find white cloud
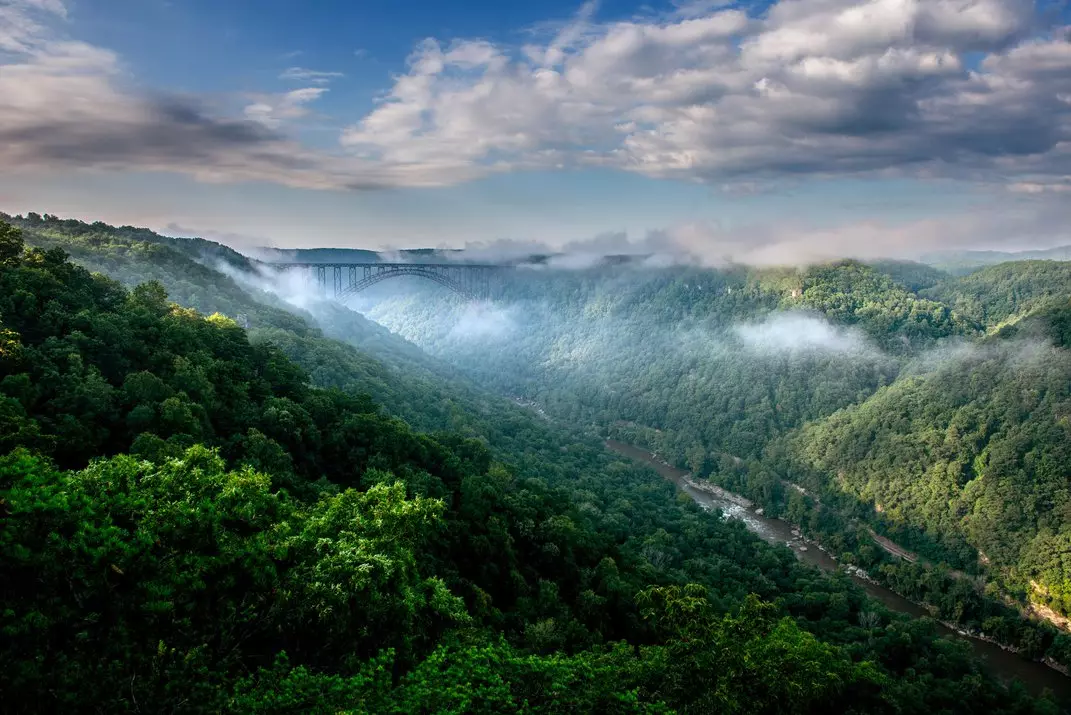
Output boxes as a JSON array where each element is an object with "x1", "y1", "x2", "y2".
[
  {"x1": 671, "y1": 0, "x2": 735, "y2": 20},
  {"x1": 243, "y1": 87, "x2": 328, "y2": 128},
  {"x1": 0, "y1": 0, "x2": 67, "y2": 52},
  {"x1": 0, "y1": 1, "x2": 486, "y2": 189},
  {"x1": 1009, "y1": 179, "x2": 1071, "y2": 193},
  {"x1": 279, "y1": 66, "x2": 344, "y2": 84},
  {"x1": 341, "y1": 0, "x2": 1070, "y2": 188}
]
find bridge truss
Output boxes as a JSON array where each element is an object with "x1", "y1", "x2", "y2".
[{"x1": 271, "y1": 262, "x2": 501, "y2": 301}]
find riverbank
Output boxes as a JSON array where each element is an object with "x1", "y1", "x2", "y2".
[
  {"x1": 644, "y1": 452, "x2": 754, "y2": 508},
  {"x1": 605, "y1": 438, "x2": 1071, "y2": 698}
]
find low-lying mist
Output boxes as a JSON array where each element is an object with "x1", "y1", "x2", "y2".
[
  {"x1": 224, "y1": 257, "x2": 892, "y2": 371},
  {"x1": 731, "y1": 313, "x2": 876, "y2": 356},
  {"x1": 359, "y1": 203, "x2": 1071, "y2": 271},
  {"x1": 210, "y1": 255, "x2": 1063, "y2": 428},
  {"x1": 448, "y1": 303, "x2": 518, "y2": 341},
  {"x1": 211, "y1": 259, "x2": 322, "y2": 312},
  {"x1": 900, "y1": 333, "x2": 1061, "y2": 381},
  {"x1": 195, "y1": 252, "x2": 1068, "y2": 487}
]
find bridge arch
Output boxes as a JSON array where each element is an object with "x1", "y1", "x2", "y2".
[
  {"x1": 337, "y1": 265, "x2": 479, "y2": 301},
  {"x1": 271, "y1": 262, "x2": 500, "y2": 302}
]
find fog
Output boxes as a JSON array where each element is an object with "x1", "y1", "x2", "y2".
[
  {"x1": 190, "y1": 244, "x2": 1068, "y2": 504},
  {"x1": 732, "y1": 313, "x2": 876, "y2": 356},
  {"x1": 227, "y1": 255, "x2": 889, "y2": 373},
  {"x1": 206, "y1": 245, "x2": 1059, "y2": 437},
  {"x1": 210, "y1": 256, "x2": 337, "y2": 319},
  {"x1": 448, "y1": 303, "x2": 518, "y2": 341},
  {"x1": 902, "y1": 335, "x2": 1058, "y2": 380}
]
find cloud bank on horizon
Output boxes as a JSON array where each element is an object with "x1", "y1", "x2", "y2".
[{"x1": 1, "y1": 0, "x2": 1070, "y2": 260}]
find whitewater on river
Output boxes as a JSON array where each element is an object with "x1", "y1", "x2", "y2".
[{"x1": 605, "y1": 439, "x2": 1071, "y2": 699}]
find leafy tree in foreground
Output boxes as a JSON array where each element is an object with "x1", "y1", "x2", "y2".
[{"x1": 0, "y1": 446, "x2": 468, "y2": 712}]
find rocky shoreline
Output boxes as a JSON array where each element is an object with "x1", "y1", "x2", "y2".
[{"x1": 681, "y1": 474, "x2": 754, "y2": 508}]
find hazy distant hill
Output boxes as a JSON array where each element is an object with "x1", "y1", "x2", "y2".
[
  {"x1": 866, "y1": 260, "x2": 949, "y2": 291},
  {"x1": 921, "y1": 245, "x2": 1071, "y2": 274},
  {"x1": 923, "y1": 260, "x2": 1071, "y2": 328}
]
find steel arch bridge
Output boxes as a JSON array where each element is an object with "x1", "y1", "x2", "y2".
[{"x1": 270, "y1": 262, "x2": 503, "y2": 301}]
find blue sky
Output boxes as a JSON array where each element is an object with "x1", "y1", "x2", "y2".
[{"x1": 1, "y1": 0, "x2": 1070, "y2": 262}]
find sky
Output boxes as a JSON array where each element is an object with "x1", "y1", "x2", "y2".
[{"x1": 1, "y1": 0, "x2": 1070, "y2": 263}]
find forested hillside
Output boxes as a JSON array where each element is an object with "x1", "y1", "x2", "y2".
[
  {"x1": 356, "y1": 258, "x2": 978, "y2": 465},
  {"x1": 923, "y1": 262, "x2": 1071, "y2": 330},
  {"x1": 356, "y1": 261, "x2": 969, "y2": 460},
  {"x1": 786, "y1": 338, "x2": 1071, "y2": 607},
  {"x1": 352, "y1": 247, "x2": 1071, "y2": 672},
  {"x1": 3, "y1": 212, "x2": 507, "y2": 436},
  {"x1": 1, "y1": 216, "x2": 1068, "y2": 712},
  {"x1": 922, "y1": 247, "x2": 1071, "y2": 276}
]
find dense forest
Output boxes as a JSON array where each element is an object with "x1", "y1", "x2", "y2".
[
  {"x1": 1, "y1": 213, "x2": 1069, "y2": 712},
  {"x1": 348, "y1": 237, "x2": 1071, "y2": 673}
]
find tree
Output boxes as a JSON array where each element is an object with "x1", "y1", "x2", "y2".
[
  {"x1": 0, "y1": 221, "x2": 23, "y2": 264},
  {"x1": 635, "y1": 586, "x2": 885, "y2": 713}
]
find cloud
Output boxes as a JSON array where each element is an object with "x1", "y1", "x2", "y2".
[
  {"x1": 342, "y1": 0, "x2": 1070, "y2": 189},
  {"x1": 0, "y1": 1, "x2": 486, "y2": 189},
  {"x1": 243, "y1": 87, "x2": 328, "y2": 128},
  {"x1": 279, "y1": 66, "x2": 345, "y2": 84},
  {"x1": 448, "y1": 303, "x2": 518, "y2": 340},
  {"x1": 1009, "y1": 178, "x2": 1071, "y2": 193},
  {"x1": 733, "y1": 313, "x2": 875, "y2": 355},
  {"x1": 0, "y1": 0, "x2": 65, "y2": 52},
  {"x1": 2, "y1": 0, "x2": 1070, "y2": 193},
  {"x1": 671, "y1": 1, "x2": 735, "y2": 21}
]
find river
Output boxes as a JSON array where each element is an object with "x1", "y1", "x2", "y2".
[{"x1": 605, "y1": 439, "x2": 1071, "y2": 700}]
